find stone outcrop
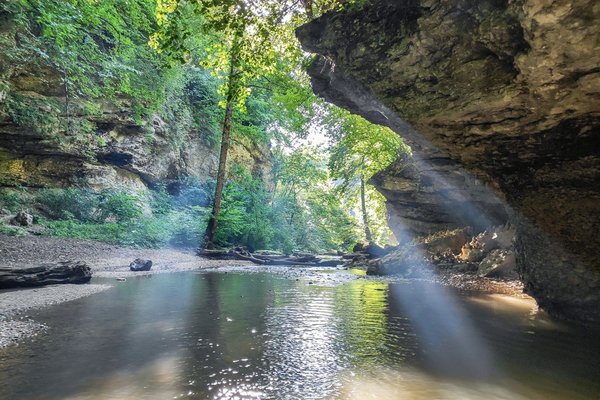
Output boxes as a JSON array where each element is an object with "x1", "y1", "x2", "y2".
[
  {"x1": 297, "y1": 0, "x2": 600, "y2": 321},
  {"x1": 0, "y1": 14, "x2": 272, "y2": 192},
  {"x1": 370, "y1": 153, "x2": 509, "y2": 242},
  {"x1": 0, "y1": 90, "x2": 271, "y2": 191},
  {"x1": 0, "y1": 98, "x2": 217, "y2": 190}
]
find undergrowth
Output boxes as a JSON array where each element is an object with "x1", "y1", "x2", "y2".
[{"x1": 0, "y1": 185, "x2": 209, "y2": 248}]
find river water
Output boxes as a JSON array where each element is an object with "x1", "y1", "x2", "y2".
[{"x1": 1, "y1": 266, "x2": 599, "y2": 399}]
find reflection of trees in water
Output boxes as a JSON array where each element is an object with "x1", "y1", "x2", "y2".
[
  {"x1": 335, "y1": 280, "x2": 390, "y2": 363},
  {"x1": 179, "y1": 273, "x2": 274, "y2": 398},
  {"x1": 259, "y1": 278, "x2": 401, "y2": 399}
]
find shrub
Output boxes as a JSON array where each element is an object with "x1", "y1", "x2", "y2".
[
  {"x1": 46, "y1": 220, "x2": 123, "y2": 242},
  {"x1": 150, "y1": 184, "x2": 172, "y2": 215},
  {"x1": 167, "y1": 207, "x2": 208, "y2": 248},
  {"x1": 0, "y1": 188, "x2": 31, "y2": 212},
  {"x1": 0, "y1": 222, "x2": 25, "y2": 236},
  {"x1": 35, "y1": 188, "x2": 98, "y2": 221},
  {"x1": 97, "y1": 190, "x2": 144, "y2": 223},
  {"x1": 45, "y1": 217, "x2": 174, "y2": 248}
]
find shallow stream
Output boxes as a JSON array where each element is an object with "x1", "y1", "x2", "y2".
[{"x1": 1, "y1": 266, "x2": 599, "y2": 399}]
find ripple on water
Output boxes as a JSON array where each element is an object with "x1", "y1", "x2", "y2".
[{"x1": 0, "y1": 269, "x2": 599, "y2": 400}]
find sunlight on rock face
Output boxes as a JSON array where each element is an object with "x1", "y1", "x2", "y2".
[{"x1": 336, "y1": 368, "x2": 528, "y2": 400}]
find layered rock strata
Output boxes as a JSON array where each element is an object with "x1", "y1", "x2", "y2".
[{"x1": 0, "y1": 15, "x2": 272, "y2": 191}]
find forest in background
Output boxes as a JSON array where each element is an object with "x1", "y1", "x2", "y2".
[{"x1": 0, "y1": 0, "x2": 408, "y2": 253}]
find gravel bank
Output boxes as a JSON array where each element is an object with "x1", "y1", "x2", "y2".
[
  {"x1": 0, "y1": 284, "x2": 112, "y2": 348},
  {"x1": 0, "y1": 235, "x2": 250, "y2": 347}
]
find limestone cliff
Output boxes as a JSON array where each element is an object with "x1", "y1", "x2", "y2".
[
  {"x1": 0, "y1": 15, "x2": 272, "y2": 192},
  {"x1": 297, "y1": 0, "x2": 600, "y2": 321}
]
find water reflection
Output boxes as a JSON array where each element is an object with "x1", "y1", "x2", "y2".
[{"x1": 0, "y1": 270, "x2": 599, "y2": 400}]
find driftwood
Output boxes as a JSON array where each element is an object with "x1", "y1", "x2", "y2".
[
  {"x1": 198, "y1": 249, "x2": 343, "y2": 267},
  {"x1": 0, "y1": 261, "x2": 92, "y2": 289}
]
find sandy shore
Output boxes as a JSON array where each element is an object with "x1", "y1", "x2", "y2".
[{"x1": 0, "y1": 234, "x2": 250, "y2": 347}]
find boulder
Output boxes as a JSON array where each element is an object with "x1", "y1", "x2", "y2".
[
  {"x1": 13, "y1": 211, "x2": 33, "y2": 226},
  {"x1": 0, "y1": 261, "x2": 92, "y2": 289},
  {"x1": 364, "y1": 242, "x2": 388, "y2": 258},
  {"x1": 478, "y1": 249, "x2": 517, "y2": 279},
  {"x1": 367, "y1": 245, "x2": 427, "y2": 277},
  {"x1": 421, "y1": 229, "x2": 469, "y2": 255},
  {"x1": 129, "y1": 258, "x2": 152, "y2": 271},
  {"x1": 459, "y1": 226, "x2": 515, "y2": 263}
]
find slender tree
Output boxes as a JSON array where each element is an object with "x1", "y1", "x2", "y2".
[
  {"x1": 359, "y1": 160, "x2": 373, "y2": 242},
  {"x1": 153, "y1": 0, "x2": 351, "y2": 249},
  {"x1": 203, "y1": 30, "x2": 242, "y2": 248},
  {"x1": 328, "y1": 112, "x2": 408, "y2": 244}
]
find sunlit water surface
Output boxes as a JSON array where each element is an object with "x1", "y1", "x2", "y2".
[{"x1": 1, "y1": 267, "x2": 599, "y2": 400}]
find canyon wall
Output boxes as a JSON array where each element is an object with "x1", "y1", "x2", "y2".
[
  {"x1": 297, "y1": 0, "x2": 600, "y2": 321},
  {"x1": 0, "y1": 14, "x2": 272, "y2": 193}
]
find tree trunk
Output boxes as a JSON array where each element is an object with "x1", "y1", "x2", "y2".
[
  {"x1": 203, "y1": 100, "x2": 234, "y2": 249},
  {"x1": 360, "y1": 174, "x2": 373, "y2": 243},
  {"x1": 203, "y1": 38, "x2": 240, "y2": 249}
]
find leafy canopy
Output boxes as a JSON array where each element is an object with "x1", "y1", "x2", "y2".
[{"x1": 328, "y1": 110, "x2": 410, "y2": 192}]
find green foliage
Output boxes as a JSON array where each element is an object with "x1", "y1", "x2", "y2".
[
  {"x1": 0, "y1": 0, "x2": 216, "y2": 156},
  {"x1": 25, "y1": 186, "x2": 207, "y2": 248},
  {"x1": 182, "y1": 69, "x2": 223, "y2": 146},
  {"x1": 214, "y1": 167, "x2": 274, "y2": 250},
  {"x1": 0, "y1": 188, "x2": 32, "y2": 212},
  {"x1": 328, "y1": 111, "x2": 409, "y2": 190},
  {"x1": 166, "y1": 207, "x2": 207, "y2": 248},
  {"x1": 3, "y1": 0, "x2": 162, "y2": 105},
  {"x1": 325, "y1": 110, "x2": 409, "y2": 245},
  {"x1": 269, "y1": 147, "x2": 359, "y2": 253},
  {"x1": 35, "y1": 188, "x2": 141, "y2": 223},
  {"x1": 44, "y1": 217, "x2": 167, "y2": 248},
  {"x1": 3, "y1": 94, "x2": 62, "y2": 135},
  {"x1": 97, "y1": 190, "x2": 144, "y2": 223},
  {"x1": 35, "y1": 188, "x2": 99, "y2": 221},
  {"x1": 34, "y1": 187, "x2": 143, "y2": 222},
  {"x1": 0, "y1": 222, "x2": 26, "y2": 236}
]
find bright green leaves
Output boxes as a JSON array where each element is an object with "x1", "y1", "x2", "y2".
[
  {"x1": 3, "y1": 0, "x2": 166, "y2": 112},
  {"x1": 151, "y1": 0, "x2": 358, "y2": 113},
  {"x1": 328, "y1": 111, "x2": 409, "y2": 190},
  {"x1": 327, "y1": 110, "x2": 409, "y2": 245},
  {"x1": 272, "y1": 146, "x2": 358, "y2": 252}
]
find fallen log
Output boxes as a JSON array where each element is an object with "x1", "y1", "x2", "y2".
[
  {"x1": 252, "y1": 254, "x2": 289, "y2": 261},
  {"x1": 197, "y1": 248, "x2": 343, "y2": 267},
  {"x1": 0, "y1": 261, "x2": 92, "y2": 289}
]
